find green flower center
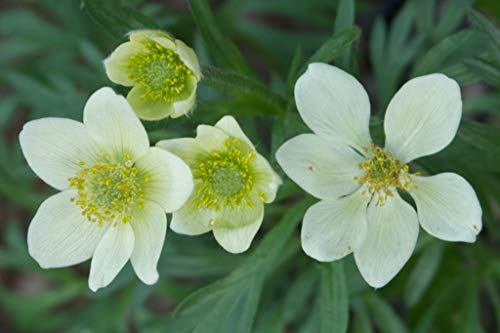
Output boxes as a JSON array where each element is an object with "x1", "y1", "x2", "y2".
[
  {"x1": 127, "y1": 41, "x2": 193, "y2": 102},
  {"x1": 68, "y1": 154, "x2": 146, "y2": 225},
  {"x1": 355, "y1": 144, "x2": 417, "y2": 205},
  {"x1": 195, "y1": 138, "x2": 255, "y2": 211}
]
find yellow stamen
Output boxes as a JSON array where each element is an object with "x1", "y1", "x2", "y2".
[
  {"x1": 194, "y1": 138, "x2": 256, "y2": 211},
  {"x1": 355, "y1": 143, "x2": 417, "y2": 206},
  {"x1": 68, "y1": 154, "x2": 145, "y2": 225},
  {"x1": 127, "y1": 41, "x2": 193, "y2": 102}
]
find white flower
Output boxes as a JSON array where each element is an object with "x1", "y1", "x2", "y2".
[
  {"x1": 157, "y1": 116, "x2": 281, "y2": 253},
  {"x1": 19, "y1": 87, "x2": 193, "y2": 291},
  {"x1": 276, "y1": 63, "x2": 482, "y2": 288},
  {"x1": 104, "y1": 30, "x2": 201, "y2": 120}
]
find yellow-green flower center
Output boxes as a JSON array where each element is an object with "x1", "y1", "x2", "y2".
[
  {"x1": 127, "y1": 41, "x2": 193, "y2": 102},
  {"x1": 68, "y1": 155, "x2": 146, "y2": 225},
  {"x1": 195, "y1": 138, "x2": 255, "y2": 211},
  {"x1": 355, "y1": 144, "x2": 417, "y2": 205}
]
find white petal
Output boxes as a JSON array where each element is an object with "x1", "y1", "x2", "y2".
[
  {"x1": 104, "y1": 41, "x2": 144, "y2": 86},
  {"x1": 214, "y1": 115, "x2": 254, "y2": 149},
  {"x1": 27, "y1": 190, "x2": 108, "y2": 268},
  {"x1": 408, "y1": 173, "x2": 482, "y2": 242},
  {"x1": 83, "y1": 87, "x2": 149, "y2": 161},
  {"x1": 301, "y1": 189, "x2": 370, "y2": 262},
  {"x1": 175, "y1": 39, "x2": 202, "y2": 79},
  {"x1": 127, "y1": 85, "x2": 174, "y2": 121},
  {"x1": 135, "y1": 147, "x2": 193, "y2": 213},
  {"x1": 172, "y1": 90, "x2": 196, "y2": 118},
  {"x1": 213, "y1": 206, "x2": 264, "y2": 254},
  {"x1": 19, "y1": 118, "x2": 99, "y2": 190},
  {"x1": 276, "y1": 134, "x2": 363, "y2": 200},
  {"x1": 354, "y1": 193, "x2": 419, "y2": 288},
  {"x1": 130, "y1": 201, "x2": 167, "y2": 285},
  {"x1": 170, "y1": 192, "x2": 214, "y2": 235},
  {"x1": 156, "y1": 138, "x2": 205, "y2": 166},
  {"x1": 88, "y1": 223, "x2": 135, "y2": 292},
  {"x1": 383, "y1": 74, "x2": 462, "y2": 163},
  {"x1": 129, "y1": 29, "x2": 172, "y2": 43},
  {"x1": 294, "y1": 63, "x2": 371, "y2": 151},
  {"x1": 252, "y1": 154, "x2": 281, "y2": 204},
  {"x1": 195, "y1": 124, "x2": 230, "y2": 151}
]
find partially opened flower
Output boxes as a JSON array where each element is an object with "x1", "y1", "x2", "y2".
[
  {"x1": 276, "y1": 63, "x2": 482, "y2": 288},
  {"x1": 157, "y1": 116, "x2": 281, "y2": 253},
  {"x1": 104, "y1": 30, "x2": 201, "y2": 120},
  {"x1": 19, "y1": 87, "x2": 193, "y2": 291}
]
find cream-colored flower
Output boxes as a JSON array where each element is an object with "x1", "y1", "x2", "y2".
[
  {"x1": 276, "y1": 63, "x2": 482, "y2": 288},
  {"x1": 19, "y1": 87, "x2": 193, "y2": 291},
  {"x1": 157, "y1": 116, "x2": 281, "y2": 253},
  {"x1": 104, "y1": 30, "x2": 201, "y2": 120}
]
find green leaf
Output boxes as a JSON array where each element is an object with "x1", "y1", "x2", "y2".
[
  {"x1": 370, "y1": 3, "x2": 424, "y2": 111},
  {"x1": 169, "y1": 200, "x2": 312, "y2": 333},
  {"x1": 319, "y1": 262, "x2": 349, "y2": 333},
  {"x1": 467, "y1": 9, "x2": 500, "y2": 60},
  {"x1": 404, "y1": 241, "x2": 445, "y2": 307},
  {"x1": 463, "y1": 93, "x2": 500, "y2": 114},
  {"x1": 305, "y1": 26, "x2": 361, "y2": 67},
  {"x1": 412, "y1": 29, "x2": 488, "y2": 78},
  {"x1": 283, "y1": 266, "x2": 318, "y2": 324},
  {"x1": 333, "y1": 0, "x2": 356, "y2": 70},
  {"x1": 201, "y1": 66, "x2": 286, "y2": 115},
  {"x1": 82, "y1": 0, "x2": 158, "y2": 40},
  {"x1": 188, "y1": 0, "x2": 255, "y2": 77},
  {"x1": 463, "y1": 57, "x2": 500, "y2": 87},
  {"x1": 365, "y1": 294, "x2": 410, "y2": 333}
]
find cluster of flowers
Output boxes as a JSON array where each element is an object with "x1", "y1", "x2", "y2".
[{"x1": 20, "y1": 30, "x2": 482, "y2": 291}]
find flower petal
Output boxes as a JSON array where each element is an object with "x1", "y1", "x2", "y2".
[
  {"x1": 135, "y1": 147, "x2": 193, "y2": 213},
  {"x1": 408, "y1": 173, "x2": 482, "y2": 242},
  {"x1": 195, "y1": 124, "x2": 230, "y2": 151},
  {"x1": 276, "y1": 134, "x2": 363, "y2": 200},
  {"x1": 354, "y1": 193, "x2": 419, "y2": 288},
  {"x1": 104, "y1": 41, "x2": 144, "y2": 86},
  {"x1": 88, "y1": 223, "x2": 135, "y2": 292},
  {"x1": 129, "y1": 29, "x2": 172, "y2": 43},
  {"x1": 130, "y1": 201, "x2": 167, "y2": 285},
  {"x1": 27, "y1": 190, "x2": 108, "y2": 268},
  {"x1": 127, "y1": 85, "x2": 174, "y2": 121},
  {"x1": 83, "y1": 87, "x2": 149, "y2": 161},
  {"x1": 172, "y1": 90, "x2": 196, "y2": 118},
  {"x1": 214, "y1": 115, "x2": 254, "y2": 149},
  {"x1": 176, "y1": 39, "x2": 202, "y2": 79},
  {"x1": 212, "y1": 206, "x2": 264, "y2": 253},
  {"x1": 252, "y1": 154, "x2": 281, "y2": 203},
  {"x1": 19, "y1": 118, "x2": 99, "y2": 190},
  {"x1": 170, "y1": 192, "x2": 214, "y2": 235},
  {"x1": 301, "y1": 189, "x2": 369, "y2": 262},
  {"x1": 156, "y1": 138, "x2": 205, "y2": 166},
  {"x1": 294, "y1": 63, "x2": 371, "y2": 151},
  {"x1": 383, "y1": 74, "x2": 462, "y2": 163}
]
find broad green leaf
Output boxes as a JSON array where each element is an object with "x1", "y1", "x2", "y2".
[
  {"x1": 467, "y1": 9, "x2": 500, "y2": 60},
  {"x1": 463, "y1": 57, "x2": 500, "y2": 87},
  {"x1": 365, "y1": 294, "x2": 410, "y2": 333},
  {"x1": 305, "y1": 26, "x2": 361, "y2": 67},
  {"x1": 412, "y1": 29, "x2": 488, "y2": 78},
  {"x1": 82, "y1": 0, "x2": 158, "y2": 40},
  {"x1": 370, "y1": 3, "x2": 423, "y2": 111},
  {"x1": 170, "y1": 200, "x2": 312, "y2": 333},
  {"x1": 188, "y1": 0, "x2": 255, "y2": 77},
  {"x1": 283, "y1": 266, "x2": 318, "y2": 324},
  {"x1": 201, "y1": 66, "x2": 286, "y2": 115},
  {"x1": 319, "y1": 262, "x2": 349, "y2": 333},
  {"x1": 464, "y1": 93, "x2": 500, "y2": 114},
  {"x1": 404, "y1": 241, "x2": 445, "y2": 306},
  {"x1": 334, "y1": 0, "x2": 356, "y2": 70}
]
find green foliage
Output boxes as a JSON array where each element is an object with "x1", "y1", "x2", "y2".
[{"x1": 0, "y1": 0, "x2": 499, "y2": 332}]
